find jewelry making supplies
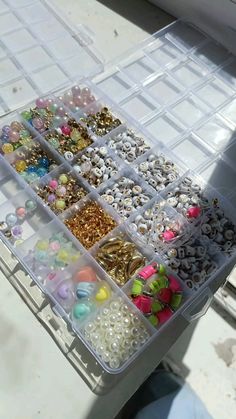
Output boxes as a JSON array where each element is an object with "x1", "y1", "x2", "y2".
[
  {"x1": 100, "y1": 176, "x2": 151, "y2": 219},
  {"x1": 64, "y1": 201, "x2": 117, "y2": 249},
  {"x1": 80, "y1": 107, "x2": 122, "y2": 136},
  {"x1": 11, "y1": 143, "x2": 58, "y2": 183},
  {"x1": 44, "y1": 118, "x2": 93, "y2": 159},
  {"x1": 36, "y1": 173, "x2": 87, "y2": 214},
  {"x1": 73, "y1": 146, "x2": 118, "y2": 187},
  {"x1": 135, "y1": 153, "x2": 181, "y2": 192},
  {"x1": 106, "y1": 129, "x2": 151, "y2": 162},
  {"x1": 96, "y1": 236, "x2": 146, "y2": 286},
  {"x1": 129, "y1": 263, "x2": 183, "y2": 327},
  {"x1": 0, "y1": 122, "x2": 33, "y2": 155},
  {"x1": 58, "y1": 85, "x2": 96, "y2": 113},
  {"x1": 21, "y1": 98, "x2": 68, "y2": 133},
  {"x1": 81, "y1": 296, "x2": 150, "y2": 370}
]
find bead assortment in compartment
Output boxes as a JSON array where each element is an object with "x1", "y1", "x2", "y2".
[
  {"x1": 36, "y1": 172, "x2": 87, "y2": 214},
  {"x1": 57, "y1": 85, "x2": 97, "y2": 113},
  {"x1": 0, "y1": 121, "x2": 33, "y2": 155},
  {"x1": 106, "y1": 129, "x2": 151, "y2": 162},
  {"x1": 135, "y1": 152, "x2": 181, "y2": 192},
  {"x1": 73, "y1": 146, "x2": 118, "y2": 187},
  {"x1": 128, "y1": 263, "x2": 183, "y2": 327},
  {"x1": 100, "y1": 176, "x2": 152, "y2": 219},
  {"x1": 64, "y1": 201, "x2": 117, "y2": 249},
  {"x1": 44, "y1": 118, "x2": 94, "y2": 158},
  {"x1": 96, "y1": 236, "x2": 146, "y2": 286},
  {"x1": 81, "y1": 107, "x2": 122, "y2": 136}
]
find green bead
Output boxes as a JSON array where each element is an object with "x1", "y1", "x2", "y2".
[
  {"x1": 50, "y1": 103, "x2": 58, "y2": 114},
  {"x1": 38, "y1": 109, "x2": 47, "y2": 117},
  {"x1": 73, "y1": 303, "x2": 90, "y2": 319},
  {"x1": 151, "y1": 300, "x2": 163, "y2": 313},
  {"x1": 55, "y1": 199, "x2": 66, "y2": 210},
  {"x1": 48, "y1": 137, "x2": 60, "y2": 149},
  {"x1": 59, "y1": 174, "x2": 68, "y2": 184},
  {"x1": 53, "y1": 115, "x2": 61, "y2": 127},
  {"x1": 170, "y1": 293, "x2": 183, "y2": 310},
  {"x1": 25, "y1": 199, "x2": 37, "y2": 212},
  {"x1": 159, "y1": 264, "x2": 166, "y2": 275},
  {"x1": 131, "y1": 279, "x2": 143, "y2": 296},
  {"x1": 21, "y1": 110, "x2": 31, "y2": 120},
  {"x1": 19, "y1": 129, "x2": 30, "y2": 139},
  {"x1": 148, "y1": 314, "x2": 159, "y2": 327}
]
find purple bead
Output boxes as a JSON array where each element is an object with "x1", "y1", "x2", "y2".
[
  {"x1": 2, "y1": 125, "x2": 11, "y2": 135},
  {"x1": 57, "y1": 283, "x2": 70, "y2": 300},
  {"x1": 11, "y1": 225, "x2": 23, "y2": 239},
  {"x1": 47, "y1": 193, "x2": 56, "y2": 203}
]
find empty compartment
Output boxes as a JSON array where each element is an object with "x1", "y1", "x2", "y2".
[
  {"x1": 144, "y1": 73, "x2": 184, "y2": 106},
  {"x1": 144, "y1": 112, "x2": 185, "y2": 146},
  {"x1": 219, "y1": 97, "x2": 236, "y2": 126},
  {"x1": 16, "y1": 2, "x2": 51, "y2": 23},
  {"x1": 0, "y1": 57, "x2": 21, "y2": 84},
  {"x1": 29, "y1": 64, "x2": 69, "y2": 94},
  {"x1": 217, "y1": 59, "x2": 236, "y2": 90},
  {"x1": 199, "y1": 157, "x2": 236, "y2": 196},
  {"x1": 1, "y1": 78, "x2": 37, "y2": 112},
  {"x1": 2, "y1": 28, "x2": 37, "y2": 53},
  {"x1": 170, "y1": 133, "x2": 214, "y2": 170},
  {"x1": 0, "y1": 171, "x2": 23, "y2": 205},
  {"x1": 171, "y1": 58, "x2": 208, "y2": 89},
  {"x1": 166, "y1": 21, "x2": 207, "y2": 52},
  {"x1": 194, "y1": 114, "x2": 236, "y2": 151},
  {"x1": 5, "y1": 0, "x2": 37, "y2": 8},
  {"x1": 145, "y1": 37, "x2": 184, "y2": 68},
  {"x1": 31, "y1": 17, "x2": 69, "y2": 42},
  {"x1": 0, "y1": 12, "x2": 22, "y2": 36},
  {"x1": 94, "y1": 68, "x2": 136, "y2": 102},
  {"x1": 195, "y1": 77, "x2": 234, "y2": 109},
  {"x1": 170, "y1": 94, "x2": 210, "y2": 128},
  {"x1": 61, "y1": 46, "x2": 103, "y2": 79},
  {"x1": 118, "y1": 88, "x2": 160, "y2": 123},
  {"x1": 120, "y1": 50, "x2": 161, "y2": 83},
  {"x1": 16, "y1": 45, "x2": 53, "y2": 73},
  {"x1": 191, "y1": 41, "x2": 231, "y2": 70}
]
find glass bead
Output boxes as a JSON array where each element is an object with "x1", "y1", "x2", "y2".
[
  {"x1": 84, "y1": 322, "x2": 95, "y2": 334},
  {"x1": 123, "y1": 328, "x2": 132, "y2": 339},
  {"x1": 32, "y1": 117, "x2": 44, "y2": 130},
  {"x1": 48, "y1": 137, "x2": 60, "y2": 149},
  {"x1": 123, "y1": 317, "x2": 131, "y2": 327},
  {"x1": 36, "y1": 240, "x2": 49, "y2": 251},
  {"x1": 2, "y1": 143, "x2": 14, "y2": 154},
  {"x1": 109, "y1": 357, "x2": 120, "y2": 369},
  {"x1": 25, "y1": 199, "x2": 37, "y2": 212},
  {"x1": 21, "y1": 111, "x2": 32, "y2": 120},
  {"x1": 121, "y1": 304, "x2": 130, "y2": 315},
  {"x1": 37, "y1": 167, "x2": 48, "y2": 177},
  {"x1": 19, "y1": 129, "x2": 30, "y2": 139},
  {"x1": 50, "y1": 103, "x2": 59, "y2": 114},
  {"x1": 27, "y1": 172, "x2": 39, "y2": 183},
  {"x1": 108, "y1": 313, "x2": 117, "y2": 325},
  {"x1": 11, "y1": 225, "x2": 23, "y2": 239},
  {"x1": 15, "y1": 160, "x2": 27, "y2": 172},
  {"x1": 101, "y1": 307, "x2": 109, "y2": 317},
  {"x1": 16, "y1": 207, "x2": 26, "y2": 219},
  {"x1": 110, "y1": 301, "x2": 120, "y2": 311},
  {"x1": 55, "y1": 199, "x2": 66, "y2": 210},
  {"x1": 101, "y1": 351, "x2": 110, "y2": 363},
  {"x1": 27, "y1": 165, "x2": 37, "y2": 173},
  {"x1": 96, "y1": 344, "x2": 105, "y2": 356},
  {"x1": 6, "y1": 213, "x2": 18, "y2": 227},
  {"x1": 38, "y1": 157, "x2": 49, "y2": 168}
]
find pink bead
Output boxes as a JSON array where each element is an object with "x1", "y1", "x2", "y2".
[
  {"x1": 168, "y1": 275, "x2": 182, "y2": 293},
  {"x1": 49, "y1": 179, "x2": 58, "y2": 190},
  {"x1": 47, "y1": 193, "x2": 56, "y2": 203},
  {"x1": 157, "y1": 307, "x2": 173, "y2": 324},
  {"x1": 73, "y1": 95, "x2": 82, "y2": 107},
  {"x1": 61, "y1": 125, "x2": 71, "y2": 136},
  {"x1": 81, "y1": 87, "x2": 91, "y2": 97},
  {"x1": 9, "y1": 130, "x2": 20, "y2": 143},
  {"x1": 162, "y1": 230, "x2": 176, "y2": 241},
  {"x1": 16, "y1": 207, "x2": 26, "y2": 219},
  {"x1": 72, "y1": 85, "x2": 81, "y2": 96},
  {"x1": 138, "y1": 263, "x2": 158, "y2": 280},
  {"x1": 187, "y1": 206, "x2": 201, "y2": 218},
  {"x1": 49, "y1": 241, "x2": 61, "y2": 251},
  {"x1": 36, "y1": 98, "x2": 46, "y2": 109},
  {"x1": 57, "y1": 106, "x2": 66, "y2": 117},
  {"x1": 32, "y1": 117, "x2": 44, "y2": 130},
  {"x1": 82, "y1": 101, "x2": 88, "y2": 108},
  {"x1": 87, "y1": 95, "x2": 95, "y2": 104},
  {"x1": 46, "y1": 98, "x2": 53, "y2": 107},
  {"x1": 158, "y1": 288, "x2": 172, "y2": 304},
  {"x1": 56, "y1": 186, "x2": 66, "y2": 196}
]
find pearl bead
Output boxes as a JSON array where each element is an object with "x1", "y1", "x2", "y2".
[{"x1": 6, "y1": 213, "x2": 18, "y2": 227}]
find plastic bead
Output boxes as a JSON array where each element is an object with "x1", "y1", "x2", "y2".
[
  {"x1": 76, "y1": 282, "x2": 96, "y2": 299},
  {"x1": 138, "y1": 263, "x2": 158, "y2": 280},
  {"x1": 157, "y1": 307, "x2": 173, "y2": 324},
  {"x1": 95, "y1": 282, "x2": 111, "y2": 303},
  {"x1": 73, "y1": 302, "x2": 91, "y2": 319},
  {"x1": 73, "y1": 266, "x2": 97, "y2": 283},
  {"x1": 131, "y1": 279, "x2": 144, "y2": 296},
  {"x1": 187, "y1": 206, "x2": 201, "y2": 218},
  {"x1": 25, "y1": 199, "x2": 37, "y2": 212},
  {"x1": 157, "y1": 288, "x2": 172, "y2": 304}
]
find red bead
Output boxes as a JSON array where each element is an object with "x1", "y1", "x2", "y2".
[
  {"x1": 61, "y1": 125, "x2": 71, "y2": 136},
  {"x1": 133, "y1": 295, "x2": 152, "y2": 313},
  {"x1": 168, "y1": 275, "x2": 182, "y2": 293},
  {"x1": 158, "y1": 287, "x2": 172, "y2": 304},
  {"x1": 157, "y1": 307, "x2": 173, "y2": 324},
  {"x1": 162, "y1": 230, "x2": 176, "y2": 241},
  {"x1": 187, "y1": 206, "x2": 201, "y2": 218}
]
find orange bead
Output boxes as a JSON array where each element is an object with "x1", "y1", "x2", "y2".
[{"x1": 73, "y1": 266, "x2": 97, "y2": 283}]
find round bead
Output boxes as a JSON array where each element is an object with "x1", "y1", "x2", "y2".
[
  {"x1": 57, "y1": 283, "x2": 70, "y2": 300},
  {"x1": 36, "y1": 240, "x2": 49, "y2": 250},
  {"x1": 56, "y1": 186, "x2": 66, "y2": 196},
  {"x1": 47, "y1": 193, "x2": 56, "y2": 203},
  {"x1": 21, "y1": 110, "x2": 32, "y2": 120},
  {"x1": 64, "y1": 151, "x2": 74, "y2": 161},
  {"x1": 9, "y1": 130, "x2": 20, "y2": 143},
  {"x1": 25, "y1": 199, "x2": 37, "y2": 212},
  {"x1": 38, "y1": 157, "x2": 49, "y2": 168},
  {"x1": 73, "y1": 302, "x2": 91, "y2": 319},
  {"x1": 6, "y1": 213, "x2": 18, "y2": 227},
  {"x1": 37, "y1": 167, "x2": 47, "y2": 177},
  {"x1": 36, "y1": 98, "x2": 46, "y2": 109},
  {"x1": 2, "y1": 143, "x2": 14, "y2": 154},
  {"x1": 49, "y1": 179, "x2": 58, "y2": 190},
  {"x1": 49, "y1": 241, "x2": 60, "y2": 251},
  {"x1": 15, "y1": 160, "x2": 27, "y2": 172},
  {"x1": 61, "y1": 125, "x2": 71, "y2": 136},
  {"x1": 55, "y1": 199, "x2": 66, "y2": 210},
  {"x1": 11, "y1": 224, "x2": 23, "y2": 239},
  {"x1": 59, "y1": 174, "x2": 68, "y2": 184},
  {"x1": 32, "y1": 117, "x2": 44, "y2": 130},
  {"x1": 15, "y1": 207, "x2": 26, "y2": 219},
  {"x1": 48, "y1": 137, "x2": 60, "y2": 149}
]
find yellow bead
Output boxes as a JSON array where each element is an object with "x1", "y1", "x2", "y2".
[
  {"x1": 71, "y1": 128, "x2": 82, "y2": 142},
  {"x1": 70, "y1": 252, "x2": 80, "y2": 262},
  {"x1": 15, "y1": 159, "x2": 27, "y2": 172},
  {"x1": 2, "y1": 143, "x2": 14, "y2": 154},
  {"x1": 36, "y1": 240, "x2": 49, "y2": 251},
  {"x1": 57, "y1": 249, "x2": 69, "y2": 262}
]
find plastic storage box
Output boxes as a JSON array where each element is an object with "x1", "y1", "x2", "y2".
[{"x1": 0, "y1": 1, "x2": 236, "y2": 376}]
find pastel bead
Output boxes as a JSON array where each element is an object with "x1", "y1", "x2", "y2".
[
  {"x1": 21, "y1": 110, "x2": 31, "y2": 120},
  {"x1": 25, "y1": 199, "x2": 37, "y2": 212},
  {"x1": 57, "y1": 283, "x2": 70, "y2": 300},
  {"x1": 6, "y1": 213, "x2": 18, "y2": 227},
  {"x1": 95, "y1": 282, "x2": 111, "y2": 302},
  {"x1": 73, "y1": 266, "x2": 97, "y2": 283},
  {"x1": 49, "y1": 241, "x2": 61, "y2": 251},
  {"x1": 47, "y1": 193, "x2": 56, "y2": 203},
  {"x1": 73, "y1": 302, "x2": 91, "y2": 319},
  {"x1": 32, "y1": 117, "x2": 44, "y2": 130},
  {"x1": 56, "y1": 186, "x2": 66, "y2": 196},
  {"x1": 59, "y1": 174, "x2": 68, "y2": 184},
  {"x1": 16, "y1": 207, "x2": 26, "y2": 219},
  {"x1": 76, "y1": 282, "x2": 96, "y2": 299},
  {"x1": 11, "y1": 225, "x2": 23, "y2": 239},
  {"x1": 15, "y1": 160, "x2": 27, "y2": 172},
  {"x1": 55, "y1": 199, "x2": 66, "y2": 210},
  {"x1": 36, "y1": 98, "x2": 46, "y2": 109},
  {"x1": 36, "y1": 240, "x2": 49, "y2": 251},
  {"x1": 49, "y1": 179, "x2": 58, "y2": 189}
]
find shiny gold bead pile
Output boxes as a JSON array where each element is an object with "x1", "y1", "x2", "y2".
[
  {"x1": 96, "y1": 236, "x2": 146, "y2": 286},
  {"x1": 64, "y1": 201, "x2": 117, "y2": 249},
  {"x1": 81, "y1": 107, "x2": 122, "y2": 136}
]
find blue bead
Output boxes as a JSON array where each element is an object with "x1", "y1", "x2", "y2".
[
  {"x1": 76, "y1": 282, "x2": 95, "y2": 299},
  {"x1": 38, "y1": 157, "x2": 49, "y2": 168},
  {"x1": 26, "y1": 165, "x2": 37, "y2": 173},
  {"x1": 37, "y1": 167, "x2": 47, "y2": 177}
]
